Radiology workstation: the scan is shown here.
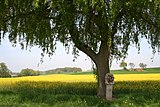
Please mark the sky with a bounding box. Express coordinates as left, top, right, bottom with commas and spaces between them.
0, 37, 160, 72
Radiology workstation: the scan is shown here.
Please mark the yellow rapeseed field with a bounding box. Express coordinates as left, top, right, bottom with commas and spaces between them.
0, 74, 160, 88
114, 74, 160, 81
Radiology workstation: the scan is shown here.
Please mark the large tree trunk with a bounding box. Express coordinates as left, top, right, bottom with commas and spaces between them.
72, 37, 111, 99
96, 56, 110, 98
96, 42, 110, 98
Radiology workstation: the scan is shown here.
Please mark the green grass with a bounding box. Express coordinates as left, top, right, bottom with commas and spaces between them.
0, 81, 160, 107
71, 71, 93, 75
72, 67, 160, 75
112, 67, 160, 74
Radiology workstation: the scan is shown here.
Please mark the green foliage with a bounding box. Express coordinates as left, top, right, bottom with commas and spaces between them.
0, 63, 11, 78
129, 63, 135, 69
0, 0, 160, 59
20, 68, 40, 76
119, 60, 127, 70
139, 63, 147, 69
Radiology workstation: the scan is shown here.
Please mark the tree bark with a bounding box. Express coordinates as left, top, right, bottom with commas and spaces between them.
96, 42, 110, 98
96, 56, 110, 98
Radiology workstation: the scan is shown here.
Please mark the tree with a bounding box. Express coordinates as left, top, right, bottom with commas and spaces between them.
20, 68, 40, 76
139, 63, 147, 69
0, 63, 11, 78
129, 63, 135, 69
0, 0, 160, 99
119, 61, 127, 70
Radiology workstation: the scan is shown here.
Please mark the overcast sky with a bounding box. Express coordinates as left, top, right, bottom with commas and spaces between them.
0, 38, 160, 72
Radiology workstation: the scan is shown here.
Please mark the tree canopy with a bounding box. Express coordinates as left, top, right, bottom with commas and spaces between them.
0, 63, 11, 77
129, 62, 135, 69
1, 0, 160, 58
1, 0, 160, 99
139, 63, 147, 69
120, 60, 127, 70
20, 68, 40, 76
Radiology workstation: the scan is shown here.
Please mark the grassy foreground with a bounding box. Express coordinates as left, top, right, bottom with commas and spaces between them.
0, 74, 160, 107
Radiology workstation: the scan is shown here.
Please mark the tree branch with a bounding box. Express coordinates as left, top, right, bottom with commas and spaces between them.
110, 8, 125, 51
111, 8, 125, 37
68, 26, 98, 63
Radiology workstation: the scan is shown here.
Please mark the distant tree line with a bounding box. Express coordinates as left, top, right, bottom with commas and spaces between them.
119, 61, 147, 71
0, 62, 40, 78
44, 67, 82, 74
0, 62, 83, 78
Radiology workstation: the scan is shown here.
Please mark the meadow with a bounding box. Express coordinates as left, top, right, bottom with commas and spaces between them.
0, 71, 160, 107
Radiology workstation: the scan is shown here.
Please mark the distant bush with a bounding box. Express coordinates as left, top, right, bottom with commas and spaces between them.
129, 63, 135, 70
119, 61, 127, 70
20, 68, 40, 76
0, 63, 11, 78
0, 71, 11, 78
